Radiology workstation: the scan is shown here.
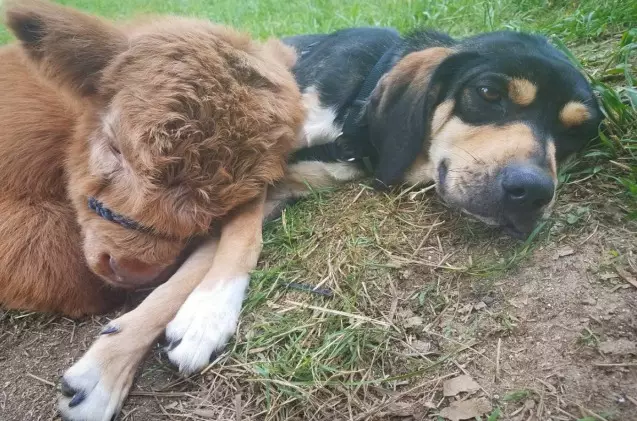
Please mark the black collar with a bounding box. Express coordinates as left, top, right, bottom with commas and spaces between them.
339, 46, 397, 139
290, 46, 398, 171
88, 197, 178, 239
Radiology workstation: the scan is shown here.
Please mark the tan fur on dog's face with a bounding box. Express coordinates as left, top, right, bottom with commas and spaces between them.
6, 0, 304, 287
369, 34, 601, 237
423, 107, 555, 227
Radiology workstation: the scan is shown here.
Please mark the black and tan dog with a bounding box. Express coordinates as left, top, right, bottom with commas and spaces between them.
274, 27, 603, 238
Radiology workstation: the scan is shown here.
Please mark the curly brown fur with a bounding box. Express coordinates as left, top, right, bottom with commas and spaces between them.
0, 0, 304, 316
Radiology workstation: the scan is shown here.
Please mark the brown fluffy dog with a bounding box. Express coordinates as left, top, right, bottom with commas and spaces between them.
0, 0, 303, 317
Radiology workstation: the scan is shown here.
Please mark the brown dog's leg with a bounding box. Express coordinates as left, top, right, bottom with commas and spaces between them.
164, 191, 266, 373
57, 238, 218, 421
57, 191, 266, 421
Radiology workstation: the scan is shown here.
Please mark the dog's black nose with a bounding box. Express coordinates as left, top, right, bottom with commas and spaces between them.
501, 164, 554, 210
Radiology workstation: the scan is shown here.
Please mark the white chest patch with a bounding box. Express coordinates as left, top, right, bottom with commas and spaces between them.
301, 86, 342, 147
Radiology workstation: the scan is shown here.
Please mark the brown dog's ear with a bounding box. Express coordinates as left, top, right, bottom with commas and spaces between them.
262, 38, 298, 69
4, 0, 126, 96
367, 47, 455, 189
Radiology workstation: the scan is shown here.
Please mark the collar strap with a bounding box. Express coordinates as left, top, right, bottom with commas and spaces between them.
339, 45, 398, 137
289, 135, 366, 163
88, 197, 157, 236
289, 46, 398, 170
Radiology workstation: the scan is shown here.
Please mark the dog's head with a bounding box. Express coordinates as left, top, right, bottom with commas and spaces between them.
5, 0, 304, 287
368, 31, 602, 238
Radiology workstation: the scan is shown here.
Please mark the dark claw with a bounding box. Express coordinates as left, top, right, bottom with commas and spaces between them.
59, 378, 76, 397
111, 415, 117, 421
165, 339, 182, 352
157, 332, 168, 347
68, 390, 86, 408
208, 351, 219, 364
100, 324, 120, 335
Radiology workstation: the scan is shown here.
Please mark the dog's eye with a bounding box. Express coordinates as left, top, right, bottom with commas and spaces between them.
477, 86, 502, 102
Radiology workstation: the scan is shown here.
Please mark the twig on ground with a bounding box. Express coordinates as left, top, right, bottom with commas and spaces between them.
285, 281, 333, 297
351, 372, 458, 421
576, 404, 609, 421
555, 407, 579, 420
285, 300, 390, 327
26, 373, 55, 387
609, 160, 632, 171
615, 266, 637, 289
345, 186, 367, 210
495, 338, 502, 383
234, 393, 242, 421
578, 222, 599, 245
121, 408, 139, 421
592, 362, 637, 367
129, 391, 195, 398
69, 323, 76, 344
411, 217, 443, 257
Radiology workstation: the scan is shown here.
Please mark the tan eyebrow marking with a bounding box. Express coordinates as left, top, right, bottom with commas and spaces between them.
430, 100, 455, 136
508, 78, 537, 106
559, 101, 591, 128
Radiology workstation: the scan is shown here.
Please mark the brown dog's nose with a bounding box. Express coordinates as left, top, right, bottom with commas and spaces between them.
101, 254, 165, 287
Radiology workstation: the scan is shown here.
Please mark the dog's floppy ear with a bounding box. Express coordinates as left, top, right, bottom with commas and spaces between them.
367, 47, 463, 188
262, 38, 298, 69
3, 0, 126, 96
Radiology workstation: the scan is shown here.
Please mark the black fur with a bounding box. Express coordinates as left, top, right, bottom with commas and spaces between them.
366, 49, 482, 188
284, 27, 402, 115
284, 27, 602, 185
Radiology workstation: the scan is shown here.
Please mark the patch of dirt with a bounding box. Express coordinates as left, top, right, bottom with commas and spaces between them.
464, 243, 637, 420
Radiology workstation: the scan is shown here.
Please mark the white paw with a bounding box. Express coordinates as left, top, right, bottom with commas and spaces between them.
58, 355, 127, 421
165, 275, 249, 374
58, 323, 141, 421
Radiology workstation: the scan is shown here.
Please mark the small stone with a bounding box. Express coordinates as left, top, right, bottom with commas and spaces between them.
403, 316, 424, 328
474, 301, 487, 311
410, 340, 432, 354
443, 375, 481, 397
556, 246, 575, 258
482, 296, 495, 305
458, 304, 473, 314
387, 402, 413, 417
599, 339, 637, 355
439, 397, 492, 421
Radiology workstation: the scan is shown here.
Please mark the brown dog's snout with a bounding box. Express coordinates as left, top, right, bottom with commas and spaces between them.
98, 254, 166, 287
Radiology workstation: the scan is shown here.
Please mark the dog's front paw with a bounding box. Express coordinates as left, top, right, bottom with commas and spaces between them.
165, 276, 249, 375
58, 356, 125, 421
58, 322, 144, 421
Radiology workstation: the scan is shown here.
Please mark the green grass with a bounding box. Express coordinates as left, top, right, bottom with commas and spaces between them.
1, 1, 636, 419
1, 0, 636, 42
